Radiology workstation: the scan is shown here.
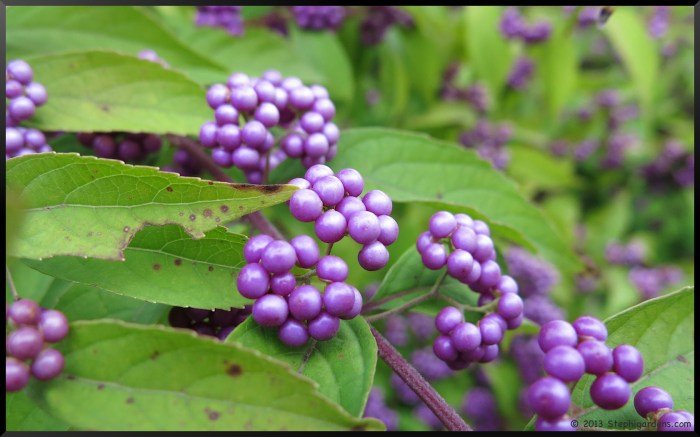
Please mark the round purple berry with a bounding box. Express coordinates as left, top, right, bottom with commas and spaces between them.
288, 177, 310, 190
377, 215, 399, 246
422, 243, 447, 270
535, 416, 576, 431
199, 121, 218, 147
315, 209, 347, 243
577, 340, 614, 375
538, 320, 578, 352
312, 175, 345, 206
308, 312, 340, 341
527, 377, 571, 420
290, 235, 320, 268
543, 345, 585, 382
435, 306, 464, 335
478, 260, 502, 289
450, 322, 481, 352
217, 124, 242, 150
362, 190, 392, 216
429, 211, 457, 238
612, 344, 644, 382
289, 189, 324, 222
658, 412, 694, 431
590, 373, 631, 410
231, 86, 258, 112
252, 294, 289, 327
323, 282, 356, 317
236, 263, 270, 299
479, 316, 504, 345
244, 234, 274, 263
288, 285, 323, 321
446, 249, 474, 281
25, 82, 48, 106
416, 231, 433, 253
358, 241, 390, 271
335, 168, 364, 197
6, 357, 30, 392
206, 84, 229, 109
634, 386, 674, 418
348, 211, 381, 244
270, 272, 296, 296
451, 226, 478, 253
497, 293, 523, 320
7, 60, 33, 84
261, 240, 297, 274
573, 316, 608, 341
304, 164, 334, 184
38, 309, 69, 343
317, 255, 349, 282
472, 220, 490, 236
254, 102, 280, 128
215, 105, 239, 126
8, 299, 41, 325
336, 196, 366, 221
278, 319, 310, 347
30, 348, 65, 381
498, 275, 519, 294
6, 326, 44, 360
211, 148, 233, 167
341, 287, 363, 320
433, 335, 458, 362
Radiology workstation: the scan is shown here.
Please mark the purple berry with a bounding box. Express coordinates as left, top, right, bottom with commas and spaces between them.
336, 196, 366, 221
281, 133, 304, 158
8, 299, 41, 325
300, 111, 325, 133
498, 275, 519, 294
38, 309, 69, 343
290, 235, 320, 268
573, 316, 608, 341
538, 320, 578, 352
244, 234, 274, 263
416, 231, 434, 253
6, 326, 44, 360
304, 164, 334, 184
206, 84, 229, 109
312, 175, 345, 206
9, 96, 35, 121
323, 282, 356, 317
217, 124, 242, 151
577, 340, 614, 375
479, 316, 504, 345
261, 240, 297, 274
254, 102, 280, 128
612, 344, 644, 382
450, 322, 481, 352
6, 357, 30, 392
199, 121, 218, 148
658, 412, 694, 431
30, 348, 65, 380
252, 294, 289, 327
435, 307, 464, 335
472, 220, 490, 236
304, 133, 329, 158
25, 82, 47, 106
377, 215, 399, 246
341, 287, 363, 320
543, 345, 585, 382
535, 416, 576, 431
362, 190, 392, 216
241, 120, 267, 149
308, 312, 340, 341
422, 243, 447, 270
314, 209, 347, 243
527, 377, 571, 420
289, 189, 324, 222
289, 86, 315, 110
634, 386, 674, 418
288, 177, 310, 190
429, 211, 457, 238
446, 249, 474, 281
215, 104, 239, 126
231, 86, 258, 112
323, 123, 340, 144
451, 226, 478, 252
590, 373, 631, 410
7, 60, 33, 84
278, 319, 310, 347
358, 241, 389, 271
497, 293, 523, 320
211, 148, 233, 167
288, 285, 323, 321
480, 344, 500, 363
347, 210, 381, 244
317, 255, 349, 282
217, 325, 236, 341
236, 263, 270, 299
478, 260, 502, 289
433, 335, 458, 362
473, 234, 495, 263
270, 272, 296, 296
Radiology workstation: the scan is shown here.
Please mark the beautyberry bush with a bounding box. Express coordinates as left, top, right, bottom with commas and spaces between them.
5, 5, 694, 432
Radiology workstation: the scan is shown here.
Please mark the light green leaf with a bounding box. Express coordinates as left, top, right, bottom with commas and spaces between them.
603, 8, 660, 124
24, 320, 383, 431
378, 33, 410, 123
404, 102, 476, 131
463, 6, 513, 102
6, 153, 295, 261
6, 6, 227, 84
22, 50, 209, 136
540, 24, 579, 119
23, 225, 248, 309
228, 317, 377, 417
328, 128, 581, 276
507, 144, 577, 192
572, 287, 694, 429
6, 391, 69, 431
584, 191, 631, 265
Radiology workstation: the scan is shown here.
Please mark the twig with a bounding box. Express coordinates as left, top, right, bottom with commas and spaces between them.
364, 271, 447, 322
370, 326, 472, 431
361, 287, 428, 314
325, 242, 334, 256
6, 265, 19, 301
167, 134, 285, 241
297, 339, 318, 373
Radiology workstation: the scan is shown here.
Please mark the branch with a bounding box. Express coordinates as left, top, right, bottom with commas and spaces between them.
363, 271, 447, 322
167, 134, 285, 240
370, 326, 472, 431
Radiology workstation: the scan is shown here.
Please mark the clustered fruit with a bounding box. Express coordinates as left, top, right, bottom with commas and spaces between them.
168, 306, 251, 341
417, 211, 525, 369
6, 59, 52, 159
237, 233, 363, 347
634, 386, 694, 431
499, 7, 552, 44
195, 6, 244, 36
6, 299, 69, 392
459, 120, 513, 170
291, 6, 346, 30
528, 316, 646, 431
76, 132, 163, 162
199, 70, 339, 183
288, 164, 398, 271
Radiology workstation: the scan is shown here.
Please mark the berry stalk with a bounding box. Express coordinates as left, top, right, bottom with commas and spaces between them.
370, 326, 472, 431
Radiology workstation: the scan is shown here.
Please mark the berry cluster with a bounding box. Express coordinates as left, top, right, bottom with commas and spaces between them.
288, 164, 398, 271
162, 149, 204, 177
640, 140, 694, 191
634, 386, 694, 431
459, 120, 513, 170
528, 316, 645, 431
291, 6, 346, 31
363, 387, 399, 431
440, 63, 489, 114
6, 60, 52, 159
199, 70, 339, 183
647, 6, 670, 39
562, 6, 602, 30
499, 8, 552, 44
416, 211, 524, 369
195, 6, 244, 36
6, 299, 69, 392
236, 234, 363, 347
507, 56, 535, 91
76, 132, 162, 162
605, 241, 646, 266
628, 266, 683, 301
463, 387, 501, 431
168, 306, 250, 341
360, 6, 414, 46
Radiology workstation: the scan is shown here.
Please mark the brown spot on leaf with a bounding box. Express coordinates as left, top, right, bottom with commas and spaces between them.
215, 217, 221, 223
220, 205, 229, 213
436, 192, 443, 199
205, 408, 220, 421
677, 355, 688, 363
87, 232, 94, 237
124, 226, 130, 233
203, 209, 212, 218
67, 375, 76, 380
208, 266, 214, 272
153, 264, 161, 271
166, 186, 173, 192
150, 351, 160, 360
100, 104, 110, 112
174, 258, 182, 266
97, 384, 105, 390
226, 364, 242, 377
208, 181, 214, 185
126, 397, 134, 404
179, 212, 184, 217
189, 214, 196, 221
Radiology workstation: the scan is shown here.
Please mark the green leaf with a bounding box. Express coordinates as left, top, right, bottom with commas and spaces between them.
539, 23, 579, 119
404, 102, 476, 131
571, 287, 694, 430
463, 6, 513, 102
24, 320, 383, 431
289, 28, 354, 103
228, 317, 377, 417
6, 6, 228, 84
378, 33, 410, 123
6, 391, 69, 431
23, 225, 248, 309
507, 144, 577, 192
603, 8, 660, 124
6, 153, 295, 261
584, 191, 631, 265
327, 128, 581, 276
21, 50, 209, 136
6, 188, 25, 256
